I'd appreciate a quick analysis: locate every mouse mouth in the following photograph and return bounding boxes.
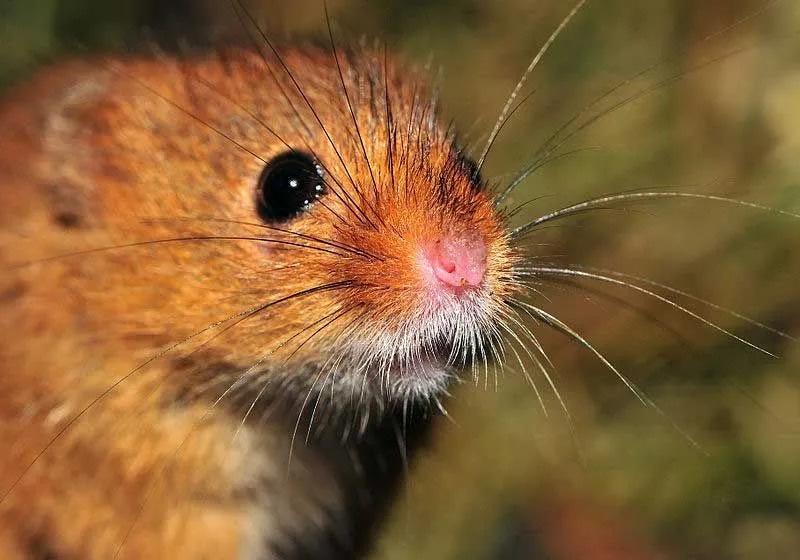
[330,308,495,401]
[382,339,455,378]
[380,349,456,399]
[342,337,455,376]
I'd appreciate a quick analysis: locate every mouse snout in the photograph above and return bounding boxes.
[425,233,488,290]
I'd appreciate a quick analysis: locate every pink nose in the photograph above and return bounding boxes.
[428,234,488,289]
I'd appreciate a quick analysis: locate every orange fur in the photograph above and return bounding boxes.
[0,47,516,558]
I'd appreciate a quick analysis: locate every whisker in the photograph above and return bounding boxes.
[0,297,264,507]
[231,0,379,231]
[226,0,313,142]
[403,80,420,201]
[287,368,327,474]
[305,368,336,445]
[477,0,589,172]
[1,281,351,508]
[114,352,272,558]
[324,1,381,205]
[104,60,267,165]
[478,86,539,176]
[500,41,762,203]
[529,298,707,454]
[383,42,397,196]
[505,302,592,464]
[519,266,779,357]
[16,235,349,268]
[494,146,603,207]
[183,57,368,231]
[227,0,375,230]
[138,216,380,260]
[187,63,293,152]
[495,1,782,204]
[505,307,576,425]
[578,265,798,342]
[495,314,548,416]
[233,306,351,446]
[510,190,800,239]
[512,299,649,405]
[111,282,354,556]
[510,298,706,454]
[173,56,364,230]
[391,417,410,484]
[114,348,277,557]
[313,196,350,228]
[534,275,693,346]
[501,193,556,222]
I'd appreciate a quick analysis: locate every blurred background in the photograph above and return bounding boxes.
[2,0,800,558]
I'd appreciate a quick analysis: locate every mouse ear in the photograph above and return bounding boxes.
[256,151,327,224]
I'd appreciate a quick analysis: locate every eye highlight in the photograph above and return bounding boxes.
[256,151,326,223]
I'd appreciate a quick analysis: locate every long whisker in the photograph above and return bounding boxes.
[503,307,574,423]
[287,368,327,474]
[184,282,354,389]
[403,80,420,200]
[187,64,293,152]
[227,0,375,230]
[305,368,337,445]
[115,358,276,558]
[503,304,592,463]
[138,216,380,260]
[479,88,538,176]
[231,0,378,231]
[511,299,705,453]
[576,265,798,342]
[324,1,381,205]
[510,190,800,239]
[476,0,589,172]
[499,42,760,203]
[231,306,352,446]
[225,0,312,142]
[510,301,646,404]
[16,235,349,269]
[1,280,351,508]
[293,309,359,445]
[495,313,548,416]
[383,43,397,196]
[495,1,781,205]
[109,283,355,556]
[104,60,266,165]
[495,147,602,207]
[534,275,693,345]
[184,58,356,228]
[518,266,778,357]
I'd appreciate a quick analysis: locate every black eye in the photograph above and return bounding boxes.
[256,151,326,223]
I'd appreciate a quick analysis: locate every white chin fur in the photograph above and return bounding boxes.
[323,294,497,403]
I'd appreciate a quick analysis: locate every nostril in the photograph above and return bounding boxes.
[428,234,488,289]
[439,257,456,275]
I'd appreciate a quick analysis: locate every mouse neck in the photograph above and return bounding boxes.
[167,356,440,559]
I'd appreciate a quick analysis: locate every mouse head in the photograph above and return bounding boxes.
[7,46,519,410]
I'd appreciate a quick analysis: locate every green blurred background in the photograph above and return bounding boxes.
[2,0,800,558]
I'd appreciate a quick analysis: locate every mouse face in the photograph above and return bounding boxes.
[0,43,522,558]
[0,47,517,428]
[0,38,531,558]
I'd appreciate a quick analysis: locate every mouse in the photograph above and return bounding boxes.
[0,27,520,560]
[1,1,796,559]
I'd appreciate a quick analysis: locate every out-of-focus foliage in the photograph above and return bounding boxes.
[2,1,799,558]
